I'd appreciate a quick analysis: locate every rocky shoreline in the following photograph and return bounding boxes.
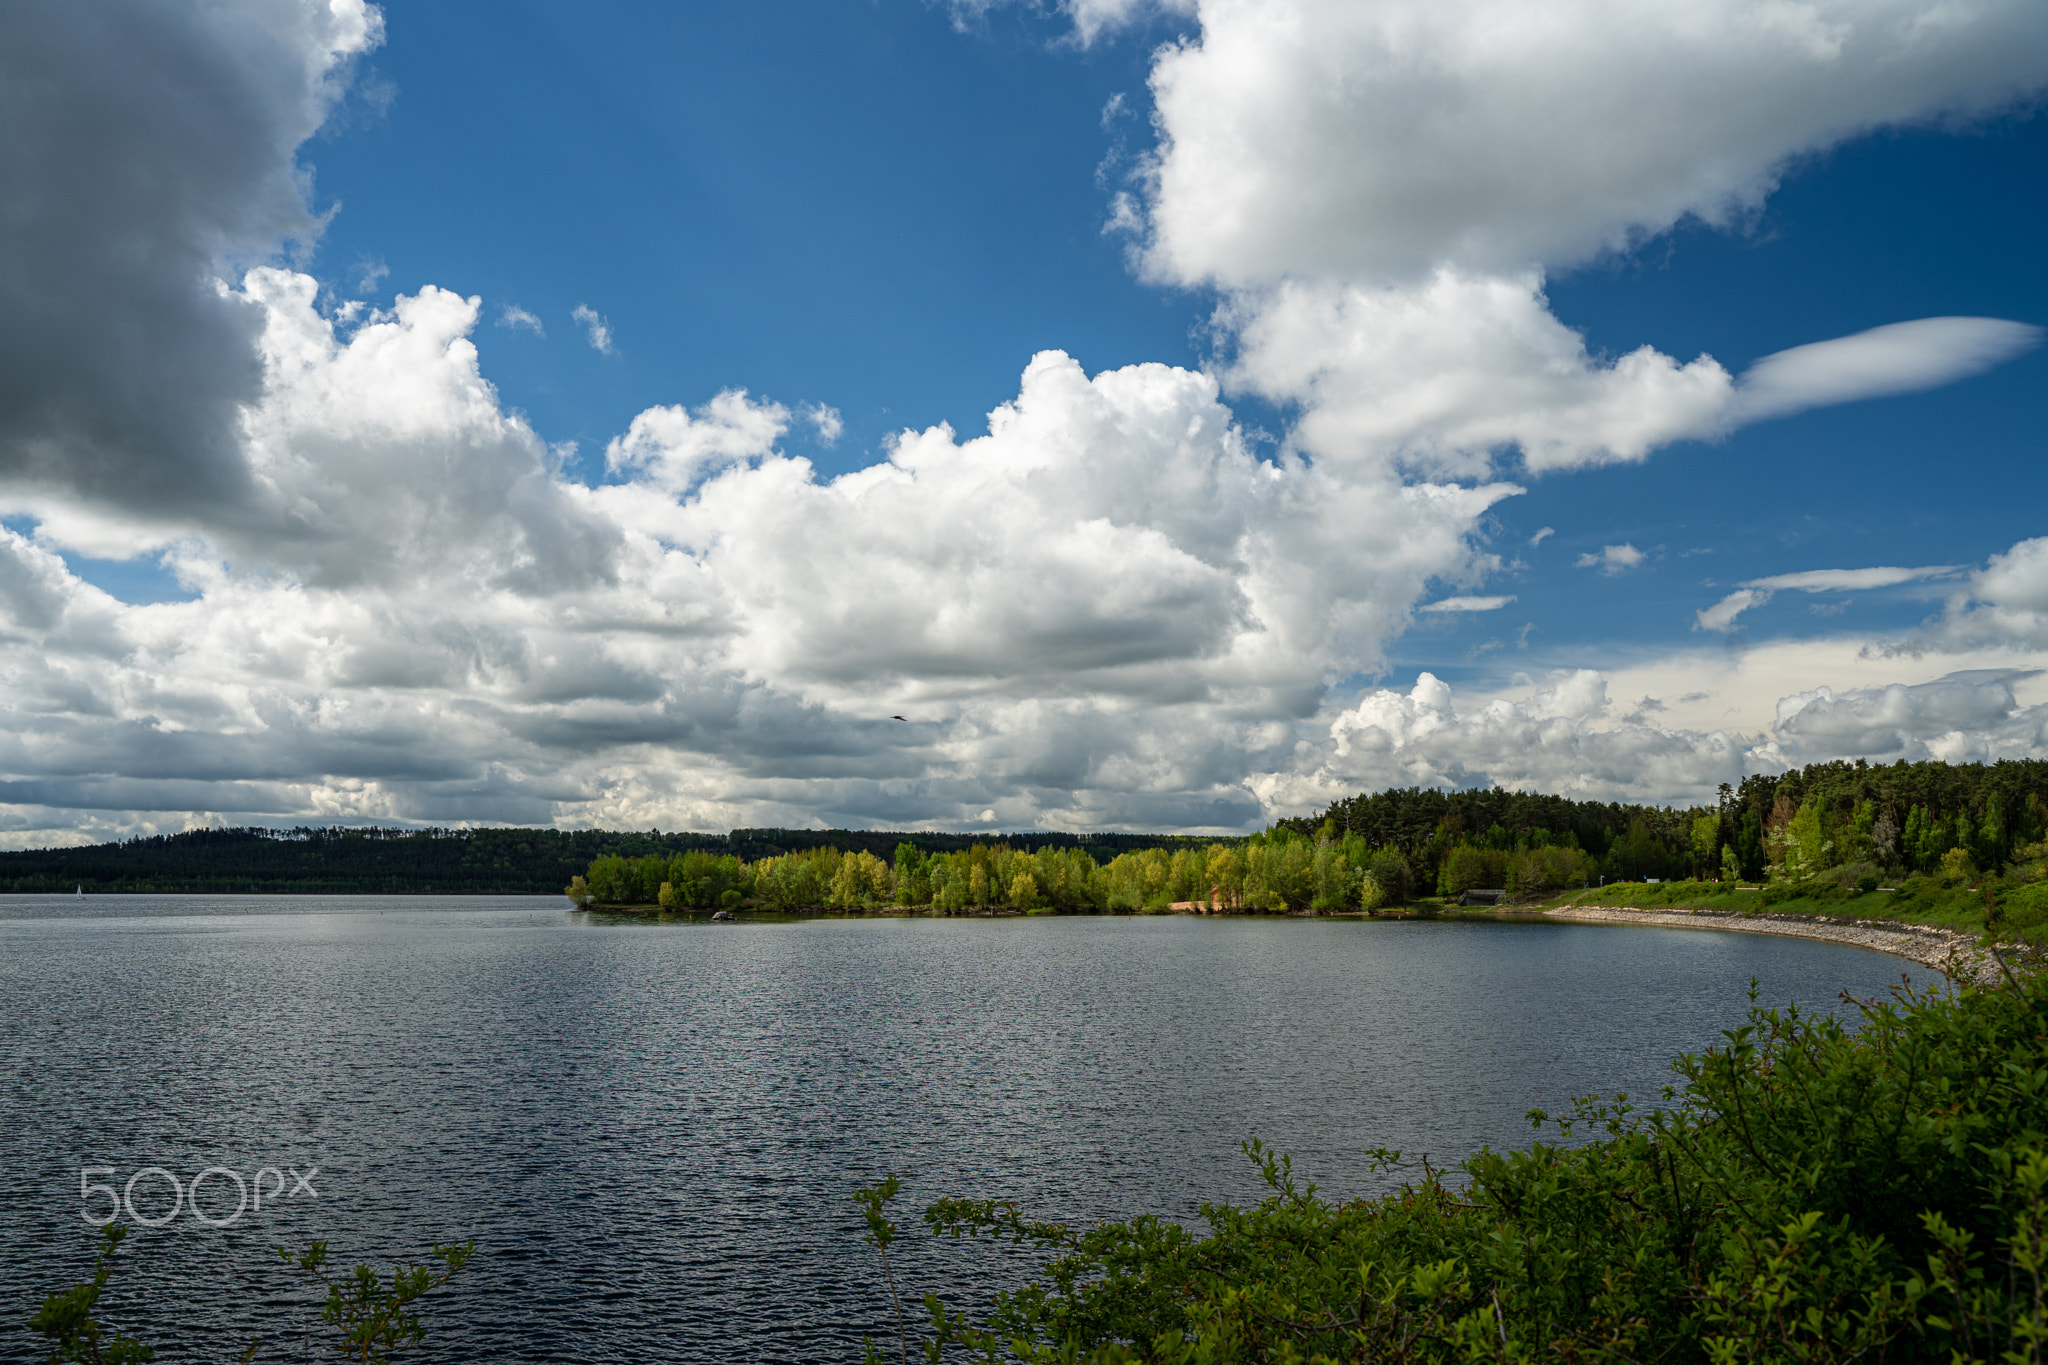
[1540,903,2009,985]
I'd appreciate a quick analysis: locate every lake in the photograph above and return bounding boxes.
[0,897,1922,1362]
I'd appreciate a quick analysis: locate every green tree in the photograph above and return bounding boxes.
[891,843,928,906]
[829,850,892,908]
[585,854,632,904]
[1738,808,1765,879]
[1690,814,1720,878]
[1368,848,1411,906]
[1603,817,1668,881]
[1774,799,1829,880]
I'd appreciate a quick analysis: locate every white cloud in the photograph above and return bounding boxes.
[1976,540,2048,616]
[1695,563,1961,630]
[1748,564,1961,593]
[1132,1,2046,477]
[0,277,1519,838]
[1219,272,1734,476]
[603,390,790,495]
[1256,663,2048,820]
[1728,318,2042,423]
[1697,589,1768,633]
[572,304,614,355]
[800,403,844,445]
[497,305,545,337]
[1258,669,1749,812]
[0,261,2037,837]
[1577,544,1644,575]
[1420,595,1514,613]
[0,0,2044,842]
[1773,669,2045,762]
[1899,539,2048,653]
[1137,0,2048,290]
[1529,527,1554,547]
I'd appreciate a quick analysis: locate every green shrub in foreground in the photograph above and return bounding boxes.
[861,970,2048,1362]
[27,1229,475,1363]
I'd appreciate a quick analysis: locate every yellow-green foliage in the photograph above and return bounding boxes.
[576,826,1408,913]
[828,850,893,908]
[752,846,841,910]
[1769,798,1831,881]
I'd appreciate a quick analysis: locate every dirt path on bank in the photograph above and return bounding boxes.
[1540,904,2008,985]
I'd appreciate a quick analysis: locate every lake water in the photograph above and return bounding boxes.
[0,897,1921,1362]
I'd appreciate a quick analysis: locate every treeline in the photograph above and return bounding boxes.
[1288,758,2048,896]
[572,829,1423,914]
[11,758,2047,899]
[0,825,1204,894]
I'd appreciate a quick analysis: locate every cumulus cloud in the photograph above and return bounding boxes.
[1137,0,2048,289]
[1773,670,2047,763]
[1256,665,2048,819]
[0,274,1516,839]
[1893,539,2048,654]
[0,0,381,527]
[1529,527,1554,547]
[1577,544,1645,575]
[1218,273,1734,475]
[572,304,615,355]
[1257,669,1749,812]
[1975,540,2048,616]
[1,0,2045,841]
[604,390,791,496]
[1137,0,2047,475]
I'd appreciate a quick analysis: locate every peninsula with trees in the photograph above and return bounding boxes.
[563,758,2048,948]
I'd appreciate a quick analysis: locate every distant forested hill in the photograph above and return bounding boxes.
[1283,757,2048,892]
[9,757,2045,896]
[0,824,1209,894]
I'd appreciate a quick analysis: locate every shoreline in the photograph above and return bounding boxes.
[577,899,2015,985]
[1537,903,2006,985]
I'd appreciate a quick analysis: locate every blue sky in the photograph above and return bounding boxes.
[315,1,1203,465]
[0,0,2045,841]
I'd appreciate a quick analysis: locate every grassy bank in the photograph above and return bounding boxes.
[1544,876,1993,933]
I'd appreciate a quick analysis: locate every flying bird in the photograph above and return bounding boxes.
[890,715,907,721]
